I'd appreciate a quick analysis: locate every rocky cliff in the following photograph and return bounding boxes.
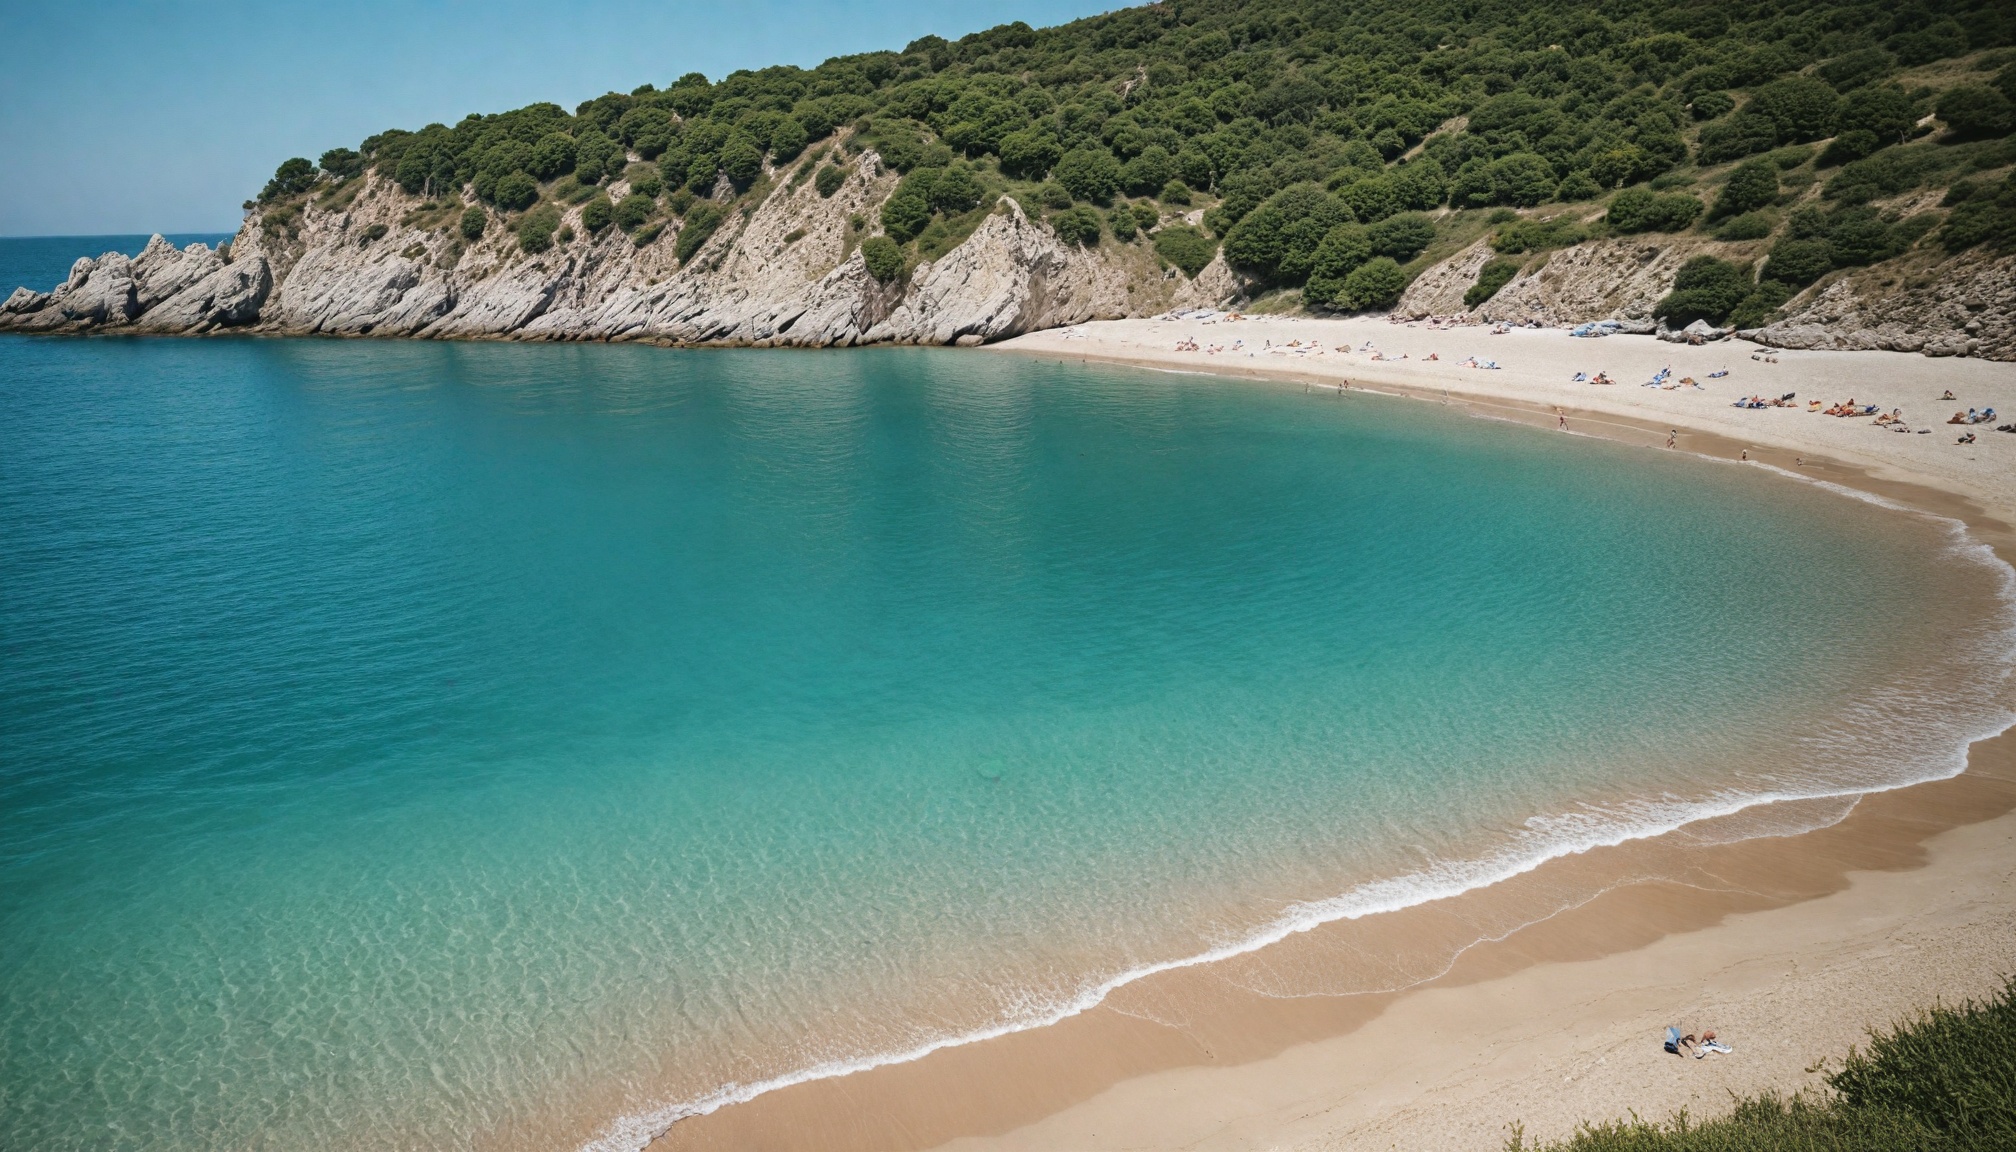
[1,145,1233,348]
[5,144,2011,360]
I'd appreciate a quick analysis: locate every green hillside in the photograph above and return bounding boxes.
[266,0,2016,320]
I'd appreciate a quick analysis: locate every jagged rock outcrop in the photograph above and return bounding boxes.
[1739,247,2016,360]
[1472,235,1768,326]
[869,201,1135,345]
[0,146,1172,349]
[1393,238,1494,317]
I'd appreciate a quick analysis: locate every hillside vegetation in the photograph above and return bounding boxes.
[257,0,2016,326]
[1509,976,2016,1152]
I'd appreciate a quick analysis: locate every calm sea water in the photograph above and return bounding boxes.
[0,334,2008,1152]
[0,233,236,299]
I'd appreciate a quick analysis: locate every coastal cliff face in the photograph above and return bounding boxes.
[5,145,2012,359]
[0,147,1210,348]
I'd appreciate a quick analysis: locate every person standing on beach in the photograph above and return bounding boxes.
[1667,429,1678,449]
[1556,407,1568,431]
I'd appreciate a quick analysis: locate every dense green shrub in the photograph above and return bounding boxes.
[260,157,318,202]
[928,163,984,214]
[1726,278,1791,329]
[1839,86,1919,146]
[1607,188,1703,233]
[1121,146,1177,198]
[1054,147,1121,204]
[1763,236,1835,286]
[1940,173,2016,251]
[493,172,539,212]
[1493,216,1588,254]
[859,235,905,282]
[1655,255,1752,324]
[1108,206,1138,241]
[674,201,725,263]
[1160,180,1192,206]
[319,148,363,179]
[1748,77,1842,144]
[1820,47,1898,92]
[1689,91,1735,121]
[1302,223,1373,308]
[1712,211,1775,241]
[1697,110,1782,164]
[459,205,487,240]
[579,195,613,233]
[1713,160,1780,219]
[516,204,562,253]
[613,194,654,231]
[1153,225,1217,278]
[720,136,764,187]
[1050,205,1103,247]
[1555,172,1604,201]
[996,127,1062,180]
[529,132,576,180]
[1465,258,1523,308]
[815,165,847,198]
[769,117,810,163]
[1937,86,2016,139]
[1036,182,1073,210]
[1367,213,1436,262]
[879,173,934,242]
[1224,184,1353,282]
[1340,257,1408,311]
[1489,153,1559,208]
[1820,130,1884,166]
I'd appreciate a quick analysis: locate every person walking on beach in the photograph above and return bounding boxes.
[1667,428,1678,449]
[1556,407,1568,431]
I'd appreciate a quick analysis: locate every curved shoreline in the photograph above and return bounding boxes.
[608,333,2016,1152]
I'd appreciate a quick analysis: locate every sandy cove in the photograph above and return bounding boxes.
[948,318,2016,1152]
[649,320,2016,1152]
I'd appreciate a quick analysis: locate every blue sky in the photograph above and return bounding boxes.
[0,1,1116,237]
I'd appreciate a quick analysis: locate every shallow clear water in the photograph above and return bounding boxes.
[0,336,2007,1152]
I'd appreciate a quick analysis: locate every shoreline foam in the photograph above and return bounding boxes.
[596,332,2016,1152]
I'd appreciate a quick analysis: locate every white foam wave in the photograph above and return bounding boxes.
[580,467,2016,1152]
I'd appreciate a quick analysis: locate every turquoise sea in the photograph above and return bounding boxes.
[1,314,2010,1149]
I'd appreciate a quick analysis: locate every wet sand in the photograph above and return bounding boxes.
[641,322,2016,1152]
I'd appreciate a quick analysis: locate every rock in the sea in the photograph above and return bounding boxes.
[3,286,49,315]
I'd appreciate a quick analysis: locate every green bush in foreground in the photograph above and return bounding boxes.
[1510,976,2016,1152]
[458,205,487,240]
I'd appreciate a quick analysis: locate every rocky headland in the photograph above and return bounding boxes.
[7,142,2010,359]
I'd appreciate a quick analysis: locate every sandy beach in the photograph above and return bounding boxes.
[647,321,2016,1152]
